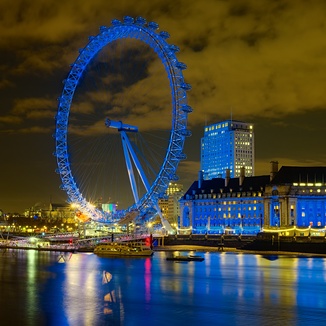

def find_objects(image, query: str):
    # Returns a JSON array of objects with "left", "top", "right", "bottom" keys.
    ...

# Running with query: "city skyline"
[{"left": 1, "top": 0, "right": 326, "bottom": 213}]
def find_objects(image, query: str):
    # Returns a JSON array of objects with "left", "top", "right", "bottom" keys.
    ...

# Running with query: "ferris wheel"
[{"left": 54, "top": 16, "right": 192, "bottom": 225}]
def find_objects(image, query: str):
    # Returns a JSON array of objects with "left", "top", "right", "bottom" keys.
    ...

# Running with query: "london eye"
[{"left": 54, "top": 16, "right": 192, "bottom": 228}]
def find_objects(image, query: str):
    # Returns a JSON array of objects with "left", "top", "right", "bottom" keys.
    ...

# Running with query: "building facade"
[
  {"left": 179, "top": 164, "right": 326, "bottom": 235},
  {"left": 158, "top": 182, "right": 184, "bottom": 228},
  {"left": 264, "top": 165, "right": 326, "bottom": 229},
  {"left": 179, "top": 173, "right": 268, "bottom": 234},
  {"left": 200, "top": 120, "right": 254, "bottom": 179},
  {"left": 24, "top": 203, "right": 76, "bottom": 222}
]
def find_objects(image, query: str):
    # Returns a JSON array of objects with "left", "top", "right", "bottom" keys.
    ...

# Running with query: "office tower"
[{"left": 200, "top": 120, "right": 254, "bottom": 179}]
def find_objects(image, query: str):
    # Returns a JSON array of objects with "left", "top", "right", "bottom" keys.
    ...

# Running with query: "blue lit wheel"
[{"left": 55, "top": 16, "right": 192, "bottom": 222}]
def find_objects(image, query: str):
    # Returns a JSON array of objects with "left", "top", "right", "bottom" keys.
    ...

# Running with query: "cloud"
[
  {"left": 1, "top": 0, "right": 326, "bottom": 124},
  {"left": 0, "top": 97, "right": 56, "bottom": 133},
  {"left": 2, "top": 0, "right": 326, "bottom": 213},
  {"left": 4, "top": 0, "right": 323, "bottom": 149},
  {"left": 187, "top": 1, "right": 326, "bottom": 123},
  {"left": 0, "top": 115, "right": 22, "bottom": 125},
  {"left": 108, "top": 61, "right": 172, "bottom": 131},
  {"left": 18, "top": 126, "right": 51, "bottom": 134},
  {"left": 68, "top": 47, "right": 173, "bottom": 134},
  {"left": 12, "top": 97, "right": 55, "bottom": 118},
  {"left": 0, "top": 78, "right": 14, "bottom": 89},
  {"left": 68, "top": 119, "right": 107, "bottom": 137},
  {"left": 13, "top": 45, "right": 71, "bottom": 75}
]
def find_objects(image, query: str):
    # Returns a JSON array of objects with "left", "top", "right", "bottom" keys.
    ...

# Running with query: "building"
[
  {"left": 200, "top": 120, "right": 254, "bottom": 179},
  {"left": 179, "top": 170, "right": 269, "bottom": 234},
  {"left": 265, "top": 164, "right": 326, "bottom": 229},
  {"left": 24, "top": 203, "right": 76, "bottom": 224},
  {"left": 158, "top": 182, "right": 184, "bottom": 228},
  {"left": 179, "top": 162, "right": 326, "bottom": 235}
]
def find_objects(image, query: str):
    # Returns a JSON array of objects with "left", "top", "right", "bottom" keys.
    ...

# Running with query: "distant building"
[
  {"left": 102, "top": 203, "right": 117, "bottom": 214},
  {"left": 24, "top": 203, "right": 76, "bottom": 223},
  {"left": 200, "top": 120, "right": 254, "bottom": 179},
  {"left": 158, "top": 182, "right": 184, "bottom": 228},
  {"left": 158, "top": 197, "right": 169, "bottom": 221}
]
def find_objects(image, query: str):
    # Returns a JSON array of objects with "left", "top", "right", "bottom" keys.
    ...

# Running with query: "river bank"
[
  {"left": 154, "top": 244, "right": 326, "bottom": 257},
  {"left": 2, "top": 242, "right": 326, "bottom": 258}
]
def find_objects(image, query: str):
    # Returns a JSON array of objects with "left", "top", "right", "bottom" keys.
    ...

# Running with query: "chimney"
[
  {"left": 270, "top": 161, "right": 279, "bottom": 181},
  {"left": 198, "top": 170, "right": 203, "bottom": 189},
  {"left": 240, "top": 166, "right": 245, "bottom": 186},
  {"left": 225, "top": 169, "right": 230, "bottom": 187}
]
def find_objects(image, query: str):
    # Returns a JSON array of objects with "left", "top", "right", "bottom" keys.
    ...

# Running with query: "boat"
[
  {"left": 166, "top": 254, "right": 204, "bottom": 262},
  {"left": 94, "top": 241, "right": 153, "bottom": 257}
]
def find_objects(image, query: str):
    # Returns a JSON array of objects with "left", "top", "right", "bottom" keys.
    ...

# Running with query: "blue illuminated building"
[
  {"left": 179, "top": 163, "right": 326, "bottom": 234},
  {"left": 265, "top": 165, "right": 326, "bottom": 228},
  {"left": 179, "top": 172, "right": 269, "bottom": 235},
  {"left": 200, "top": 120, "right": 254, "bottom": 179}
]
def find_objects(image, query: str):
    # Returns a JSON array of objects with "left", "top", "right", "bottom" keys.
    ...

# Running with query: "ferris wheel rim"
[{"left": 55, "top": 16, "right": 192, "bottom": 221}]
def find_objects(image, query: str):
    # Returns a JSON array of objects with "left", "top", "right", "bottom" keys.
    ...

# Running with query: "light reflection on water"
[{"left": 0, "top": 249, "right": 326, "bottom": 325}]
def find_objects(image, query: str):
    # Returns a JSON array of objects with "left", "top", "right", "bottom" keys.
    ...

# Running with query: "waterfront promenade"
[
  {"left": 154, "top": 245, "right": 326, "bottom": 258},
  {"left": 2, "top": 234, "right": 326, "bottom": 258}
]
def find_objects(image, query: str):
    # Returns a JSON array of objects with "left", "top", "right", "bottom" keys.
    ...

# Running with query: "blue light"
[{"left": 55, "top": 17, "right": 192, "bottom": 223}]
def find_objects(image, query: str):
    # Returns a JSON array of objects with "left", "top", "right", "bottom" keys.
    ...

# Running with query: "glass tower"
[{"left": 200, "top": 120, "right": 254, "bottom": 179}]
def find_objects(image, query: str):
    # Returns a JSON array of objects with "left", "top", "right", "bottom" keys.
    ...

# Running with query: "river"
[{"left": 0, "top": 248, "right": 325, "bottom": 325}]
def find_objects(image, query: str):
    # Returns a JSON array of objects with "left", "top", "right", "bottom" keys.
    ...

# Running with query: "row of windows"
[
  {"left": 205, "top": 121, "right": 253, "bottom": 131},
  {"left": 297, "top": 189, "right": 326, "bottom": 193},
  {"left": 193, "top": 200, "right": 260, "bottom": 206},
  {"left": 195, "top": 205, "right": 261, "bottom": 211},
  {"left": 205, "top": 121, "right": 252, "bottom": 132},
  {"left": 234, "top": 167, "right": 253, "bottom": 172},
  {"left": 235, "top": 148, "right": 252, "bottom": 152},
  {"left": 195, "top": 213, "right": 262, "bottom": 219},
  {"left": 301, "top": 212, "right": 326, "bottom": 217},
  {"left": 203, "top": 142, "right": 252, "bottom": 149},
  {"left": 299, "top": 203, "right": 326, "bottom": 209},
  {"left": 186, "top": 192, "right": 263, "bottom": 200},
  {"left": 194, "top": 222, "right": 261, "bottom": 228}
]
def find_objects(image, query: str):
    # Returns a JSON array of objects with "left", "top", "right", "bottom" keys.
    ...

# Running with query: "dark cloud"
[
  {"left": 1, "top": 0, "right": 326, "bottom": 212},
  {"left": 0, "top": 78, "right": 14, "bottom": 89},
  {"left": 183, "top": 32, "right": 209, "bottom": 52},
  {"left": 2, "top": 1, "right": 325, "bottom": 123}
]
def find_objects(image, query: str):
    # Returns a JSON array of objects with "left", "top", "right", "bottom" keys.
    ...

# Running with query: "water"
[{"left": 1, "top": 249, "right": 326, "bottom": 325}]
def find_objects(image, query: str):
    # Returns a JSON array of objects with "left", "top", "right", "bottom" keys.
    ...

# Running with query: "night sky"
[{"left": 1, "top": 0, "right": 326, "bottom": 214}]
